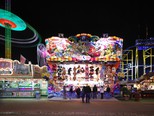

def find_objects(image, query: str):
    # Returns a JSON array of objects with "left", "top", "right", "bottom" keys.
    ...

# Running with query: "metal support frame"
[
  {"left": 143, "top": 48, "right": 154, "bottom": 74},
  {"left": 5, "top": 0, "right": 12, "bottom": 59},
  {"left": 121, "top": 50, "right": 134, "bottom": 81},
  {"left": 135, "top": 47, "right": 138, "bottom": 79}
]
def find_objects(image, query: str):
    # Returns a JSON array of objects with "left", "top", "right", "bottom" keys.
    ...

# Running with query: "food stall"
[{"left": 0, "top": 58, "right": 48, "bottom": 98}]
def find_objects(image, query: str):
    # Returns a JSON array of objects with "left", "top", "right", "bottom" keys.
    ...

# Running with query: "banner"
[{"left": 20, "top": 54, "right": 26, "bottom": 64}]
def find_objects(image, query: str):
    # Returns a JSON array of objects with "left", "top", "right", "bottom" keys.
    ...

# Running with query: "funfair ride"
[
  {"left": 120, "top": 37, "right": 154, "bottom": 96},
  {"left": 0, "top": 2, "right": 46, "bottom": 98},
  {"left": 38, "top": 33, "right": 123, "bottom": 98}
]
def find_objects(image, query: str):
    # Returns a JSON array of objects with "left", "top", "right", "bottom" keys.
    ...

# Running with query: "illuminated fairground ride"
[
  {"left": 0, "top": 1, "right": 46, "bottom": 98},
  {"left": 120, "top": 37, "right": 154, "bottom": 83},
  {"left": 37, "top": 33, "right": 123, "bottom": 97},
  {"left": 0, "top": 8, "right": 42, "bottom": 59}
]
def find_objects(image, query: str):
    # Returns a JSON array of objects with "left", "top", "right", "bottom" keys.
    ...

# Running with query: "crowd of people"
[{"left": 63, "top": 84, "right": 111, "bottom": 103}]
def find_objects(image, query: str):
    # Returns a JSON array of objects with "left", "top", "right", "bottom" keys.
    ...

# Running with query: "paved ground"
[{"left": 0, "top": 97, "right": 154, "bottom": 116}]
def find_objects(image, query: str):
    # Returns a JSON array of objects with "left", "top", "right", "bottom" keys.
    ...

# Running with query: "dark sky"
[{"left": 0, "top": 1, "right": 154, "bottom": 64}]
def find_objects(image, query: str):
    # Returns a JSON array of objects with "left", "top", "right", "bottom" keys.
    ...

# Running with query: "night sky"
[{"left": 0, "top": 1, "right": 154, "bottom": 64}]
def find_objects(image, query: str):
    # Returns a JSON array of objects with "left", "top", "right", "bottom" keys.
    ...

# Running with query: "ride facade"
[{"left": 37, "top": 33, "right": 123, "bottom": 98}]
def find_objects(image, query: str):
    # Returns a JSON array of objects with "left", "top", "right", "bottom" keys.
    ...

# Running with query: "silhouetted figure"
[
  {"left": 106, "top": 85, "right": 111, "bottom": 93},
  {"left": 93, "top": 85, "right": 98, "bottom": 99},
  {"left": 76, "top": 87, "right": 81, "bottom": 98},
  {"left": 85, "top": 84, "right": 91, "bottom": 103},
  {"left": 63, "top": 85, "right": 67, "bottom": 99},
  {"left": 69, "top": 86, "right": 73, "bottom": 100},
  {"left": 81, "top": 86, "right": 86, "bottom": 103},
  {"left": 100, "top": 86, "right": 104, "bottom": 99}
]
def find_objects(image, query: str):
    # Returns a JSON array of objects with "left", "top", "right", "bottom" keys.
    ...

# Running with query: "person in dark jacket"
[
  {"left": 92, "top": 85, "right": 98, "bottom": 99},
  {"left": 106, "top": 85, "right": 111, "bottom": 93},
  {"left": 76, "top": 87, "right": 81, "bottom": 98},
  {"left": 69, "top": 86, "right": 73, "bottom": 100},
  {"left": 81, "top": 86, "right": 86, "bottom": 103},
  {"left": 85, "top": 84, "right": 91, "bottom": 103}
]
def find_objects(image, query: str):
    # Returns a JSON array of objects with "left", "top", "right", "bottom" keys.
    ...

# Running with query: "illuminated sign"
[{"left": 0, "top": 59, "right": 13, "bottom": 75}]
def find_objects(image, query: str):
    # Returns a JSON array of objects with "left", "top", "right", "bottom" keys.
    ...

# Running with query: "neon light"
[
  {"left": 0, "top": 9, "right": 26, "bottom": 31},
  {"left": 0, "top": 18, "right": 16, "bottom": 28},
  {"left": 0, "top": 22, "right": 42, "bottom": 48}
]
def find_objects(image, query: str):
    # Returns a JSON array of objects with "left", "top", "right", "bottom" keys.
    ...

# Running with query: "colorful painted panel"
[{"left": 45, "top": 34, "right": 123, "bottom": 62}]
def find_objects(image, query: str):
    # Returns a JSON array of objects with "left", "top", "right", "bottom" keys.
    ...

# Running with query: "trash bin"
[{"left": 35, "top": 91, "right": 40, "bottom": 99}]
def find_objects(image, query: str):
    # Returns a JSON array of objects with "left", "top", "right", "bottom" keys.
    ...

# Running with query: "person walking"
[
  {"left": 106, "top": 85, "right": 111, "bottom": 98},
  {"left": 93, "top": 85, "right": 98, "bottom": 99},
  {"left": 107, "top": 85, "right": 111, "bottom": 93},
  {"left": 85, "top": 84, "right": 91, "bottom": 103},
  {"left": 100, "top": 86, "right": 104, "bottom": 99},
  {"left": 81, "top": 86, "right": 86, "bottom": 103},
  {"left": 76, "top": 86, "right": 81, "bottom": 98},
  {"left": 63, "top": 85, "right": 67, "bottom": 99},
  {"left": 69, "top": 86, "right": 73, "bottom": 100}
]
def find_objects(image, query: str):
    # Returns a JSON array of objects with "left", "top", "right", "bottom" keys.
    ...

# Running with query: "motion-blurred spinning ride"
[
  {"left": 0, "top": 8, "right": 26, "bottom": 59},
  {"left": 0, "top": 0, "right": 42, "bottom": 59}
]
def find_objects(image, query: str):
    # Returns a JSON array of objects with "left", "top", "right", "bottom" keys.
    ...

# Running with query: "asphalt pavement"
[{"left": 0, "top": 97, "right": 154, "bottom": 116}]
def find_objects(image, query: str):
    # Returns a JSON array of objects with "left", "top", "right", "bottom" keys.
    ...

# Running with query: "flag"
[{"left": 20, "top": 54, "right": 26, "bottom": 64}]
